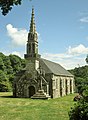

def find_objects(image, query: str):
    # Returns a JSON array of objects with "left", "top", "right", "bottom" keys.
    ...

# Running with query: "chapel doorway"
[{"left": 29, "top": 86, "right": 35, "bottom": 98}]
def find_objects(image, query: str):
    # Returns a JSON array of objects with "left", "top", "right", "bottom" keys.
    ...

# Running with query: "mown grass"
[{"left": 0, "top": 92, "right": 76, "bottom": 120}]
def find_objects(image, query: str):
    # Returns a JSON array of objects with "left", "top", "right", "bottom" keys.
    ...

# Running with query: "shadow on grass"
[{"left": 0, "top": 95, "right": 13, "bottom": 98}]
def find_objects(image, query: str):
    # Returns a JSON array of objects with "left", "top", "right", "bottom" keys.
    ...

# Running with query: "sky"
[{"left": 0, "top": 0, "right": 88, "bottom": 69}]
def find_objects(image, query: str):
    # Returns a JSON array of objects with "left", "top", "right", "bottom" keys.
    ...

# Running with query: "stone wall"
[
  {"left": 13, "top": 66, "right": 74, "bottom": 99},
  {"left": 51, "top": 74, "right": 74, "bottom": 98}
]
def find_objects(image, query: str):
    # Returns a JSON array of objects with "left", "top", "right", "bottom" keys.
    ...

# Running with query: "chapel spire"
[
  {"left": 24, "top": 7, "right": 40, "bottom": 60},
  {"left": 29, "top": 7, "right": 36, "bottom": 33}
]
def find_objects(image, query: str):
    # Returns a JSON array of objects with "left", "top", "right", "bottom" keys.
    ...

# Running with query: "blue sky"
[{"left": 0, "top": 0, "right": 88, "bottom": 69}]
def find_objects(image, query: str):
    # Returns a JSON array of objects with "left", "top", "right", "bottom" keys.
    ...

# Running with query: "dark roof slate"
[{"left": 40, "top": 58, "right": 73, "bottom": 77}]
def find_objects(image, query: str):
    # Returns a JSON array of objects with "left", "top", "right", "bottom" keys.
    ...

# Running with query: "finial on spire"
[
  {"left": 32, "top": 6, "right": 34, "bottom": 15},
  {"left": 29, "top": 7, "right": 36, "bottom": 33}
]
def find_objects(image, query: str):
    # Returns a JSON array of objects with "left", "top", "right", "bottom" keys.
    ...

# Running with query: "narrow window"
[
  {"left": 56, "top": 79, "right": 58, "bottom": 89},
  {"left": 60, "top": 79, "right": 62, "bottom": 96},
  {"left": 32, "top": 43, "right": 35, "bottom": 53}
]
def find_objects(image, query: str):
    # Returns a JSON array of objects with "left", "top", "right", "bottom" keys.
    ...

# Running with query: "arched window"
[
  {"left": 70, "top": 80, "right": 72, "bottom": 93},
  {"left": 32, "top": 43, "right": 35, "bottom": 53},
  {"left": 60, "top": 79, "right": 62, "bottom": 96},
  {"left": 56, "top": 79, "right": 58, "bottom": 89},
  {"left": 65, "top": 79, "right": 68, "bottom": 95},
  {"left": 29, "top": 44, "right": 31, "bottom": 53}
]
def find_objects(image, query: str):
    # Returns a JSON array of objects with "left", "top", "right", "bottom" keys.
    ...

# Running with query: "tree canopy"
[
  {"left": 69, "top": 93, "right": 88, "bottom": 120},
  {"left": 85, "top": 55, "right": 88, "bottom": 64},
  {"left": 69, "top": 65, "right": 88, "bottom": 120},
  {"left": 0, "top": 0, "right": 32, "bottom": 16},
  {"left": 0, "top": 0, "right": 22, "bottom": 15},
  {"left": 69, "top": 65, "right": 88, "bottom": 94},
  {"left": 0, "top": 52, "right": 26, "bottom": 92}
]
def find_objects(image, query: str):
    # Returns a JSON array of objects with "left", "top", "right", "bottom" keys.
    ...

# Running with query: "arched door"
[{"left": 29, "top": 86, "right": 35, "bottom": 98}]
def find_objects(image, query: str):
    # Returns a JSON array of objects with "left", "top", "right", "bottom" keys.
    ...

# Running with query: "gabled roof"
[{"left": 40, "top": 58, "right": 73, "bottom": 77}]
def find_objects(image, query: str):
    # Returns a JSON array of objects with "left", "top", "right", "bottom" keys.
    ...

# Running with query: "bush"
[{"left": 69, "top": 89, "right": 88, "bottom": 120}]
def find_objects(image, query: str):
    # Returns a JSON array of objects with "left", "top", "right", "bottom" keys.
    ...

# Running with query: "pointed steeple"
[
  {"left": 24, "top": 7, "right": 41, "bottom": 60},
  {"left": 29, "top": 7, "right": 36, "bottom": 33}
]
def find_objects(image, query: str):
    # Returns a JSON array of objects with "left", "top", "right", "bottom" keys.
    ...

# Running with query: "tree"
[
  {"left": 3, "top": 56, "right": 13, "bottom": 74},
  {"left": 0, "top": 52, "right": 26, "bottom": 91},
  {"left": 69, "top": 65, "right": 88, "bottom": 120},
  {"left": 0, "top": 0, "right": 31, "bottom": 16},
  {"left": 0, "top": 0, "right": 21, "bottom": 15},
  {"left": 0, "top": 57, "right": 5, "bottom": 70},
  {"left": 85, "top": 55, "right": 88, "bottom": 64},
  {"left": 0, "top": 70, "right": 12, "bottom": 91},
  {"left": 69, "top": 72, "right": 88, "bottom": 120},
  {"left": 69, "top": 88, "right": 88, "bottom": 120},
  {"left": 75, "top": 77, "right": 88, "bottom": 94},
  {"left": 69, "top": 65, "right": 88, "bottom": 93},
  {"left": 9, "top": 54, "right": 22, "bottom": 72}
]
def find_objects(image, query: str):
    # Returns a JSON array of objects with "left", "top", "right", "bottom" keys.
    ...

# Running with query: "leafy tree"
[
  {"left": 21, "top": 59, "right": 26, "bottom": 68},
  {"left": 0, "top": 0, "right": 32, "bottom": 16},
  {"left": 75, "top": 77, "right": 88, "bottom": 94},
  {"left": 3, "top": 56, "right": 13, "bottom": 74},
  {"left": 9, "top": 54, "right": 26, "bottom": 71},
  {"left": 0, "top": 52, "right": 26, "bottom": 91},
  {"left": 0, "top": 57, "right": 5, "bottom": 70},
  {"left": 9, "top": 54, "right": 22, "bottom": 73},
  {"left": 85, "top": 55, "right": 88, "bottom": 64},
  {"left": 69, "top": 66, "right": 88, "bottom": 120},
  {"left": 0, "top": 0, "right": 21, "bottom": 15},
  {"left": 8, "top": 74, "right": 14, "bottom": 84},
  {"left": 0, "top": 70, "right": 11, "bottom": 91},
  {"left": 0, "top": 52, "right": 5, "bottom": 58},
  {"left": 69, "top": 65, "right": 88, "bottom": 93},
  {"left": 69, "top": 88, "right": 88, "bottom": 120}
]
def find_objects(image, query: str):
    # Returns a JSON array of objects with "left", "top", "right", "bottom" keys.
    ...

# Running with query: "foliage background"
[
  {"left": 0, "top": 52, "right": 26, "bottom": 92},
  {"left": 69, "top": 63, "right": 88, "bottom": 120}
]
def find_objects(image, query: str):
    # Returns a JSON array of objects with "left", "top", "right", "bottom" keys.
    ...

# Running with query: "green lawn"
[{"left": 0, "top": 92, "right": 76, "bottom": 120}]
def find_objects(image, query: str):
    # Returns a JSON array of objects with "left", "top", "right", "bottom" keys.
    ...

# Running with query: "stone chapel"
[{"left": 13, "top": 8, "right": 74, "bottom": 99}]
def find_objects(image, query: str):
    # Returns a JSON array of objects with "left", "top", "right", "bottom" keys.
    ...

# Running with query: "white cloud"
[
  {"left": 6, "top": 24, "right": 28, "bottom": 46},
  {"left": 1, "top": 50, "right": 24, "bottom": 58},
  {"left": 5, "top": 24, "right": 88, "bottom": 69},
  {"left": 68, "top": 44, "right": 88, "bottom": 55},
  {"left": 42, "top": 53, "right": 86, "bottom": 70},
  {"left": 80, "top": 16, "right": 88, "bottom": 23},
  {"left": 42, "top": 44, "right": 87, "bottom": 69},
  {"left": 11, "top": 51, "right": 24, "bottom": 58}
]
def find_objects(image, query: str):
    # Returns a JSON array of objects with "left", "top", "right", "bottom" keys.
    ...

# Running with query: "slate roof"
[{"left": 40, "top": 58, "right": 73, "bottom": 77}]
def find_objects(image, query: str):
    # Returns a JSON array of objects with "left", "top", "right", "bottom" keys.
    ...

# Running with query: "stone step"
[{"left": 31, "top": 89, "right": 51, "bottom": 99}]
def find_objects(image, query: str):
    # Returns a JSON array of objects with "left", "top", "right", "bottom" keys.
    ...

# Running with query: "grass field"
[{"left": 0, "top": 92, "right": 76, "bottom": 120}]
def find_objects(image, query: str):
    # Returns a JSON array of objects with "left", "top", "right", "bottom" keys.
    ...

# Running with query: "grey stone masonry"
[{"left": 13, "top": 7, "right": 75, "bottom": 99}]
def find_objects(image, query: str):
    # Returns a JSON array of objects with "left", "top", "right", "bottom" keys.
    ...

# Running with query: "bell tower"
[{"left": 24, "top": 7, "right": 40, "bottom": 70}]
